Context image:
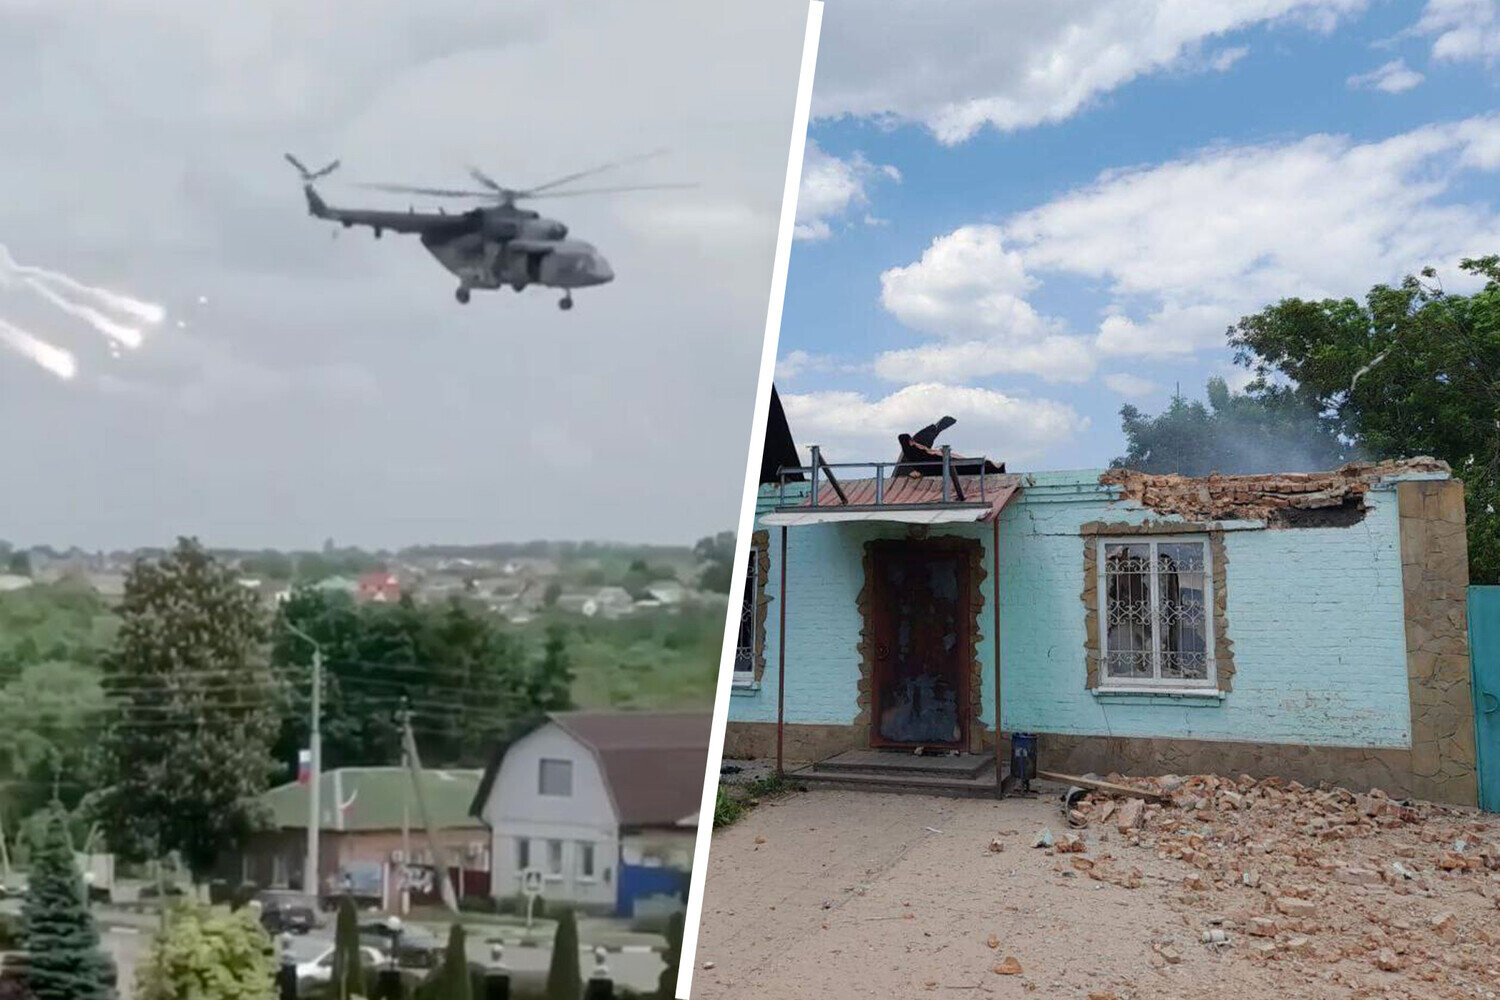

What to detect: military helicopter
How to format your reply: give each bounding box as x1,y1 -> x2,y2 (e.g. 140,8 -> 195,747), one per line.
284,151 -> 691,308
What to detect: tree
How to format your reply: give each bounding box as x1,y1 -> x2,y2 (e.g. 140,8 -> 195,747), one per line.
417,923 -> 472,1000
0,661 -> 107,821
94,538 -> 281,880
1230,257 -> 1500,584
543,581 -> 563,608
1112,377 -> 1353,477
135,902 -> 275,1000
656,911 -> 684,999
693,532 -> 736,594
526,625 -> 575,715
5,551 -> 28,577
546,908 -> 582,1000
19,806 -> 114,1000
329,897 -> 365,1000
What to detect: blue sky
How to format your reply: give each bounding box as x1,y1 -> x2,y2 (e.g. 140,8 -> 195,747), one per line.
776,0 -> 1500,471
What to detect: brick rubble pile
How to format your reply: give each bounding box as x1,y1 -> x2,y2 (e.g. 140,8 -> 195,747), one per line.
1032,772 -> 1500,998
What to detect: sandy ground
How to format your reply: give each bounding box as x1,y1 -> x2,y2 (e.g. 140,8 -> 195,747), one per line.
690,776 -> 1499,1000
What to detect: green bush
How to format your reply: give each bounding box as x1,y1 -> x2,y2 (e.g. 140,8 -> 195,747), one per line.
136,902 -> 275,1000
712,788 -> 743,828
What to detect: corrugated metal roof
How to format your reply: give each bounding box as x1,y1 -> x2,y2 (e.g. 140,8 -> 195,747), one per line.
766,478 -> 1020,526
265,767 -> 484,832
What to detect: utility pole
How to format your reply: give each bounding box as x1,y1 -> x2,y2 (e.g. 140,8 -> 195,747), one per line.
400,740 -> 411,916
396,700 -> 459,913
286,624 -> 323,900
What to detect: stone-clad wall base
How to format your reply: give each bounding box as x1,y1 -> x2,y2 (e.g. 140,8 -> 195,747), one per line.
724,722 -> 1007,765
723,722 -> 861,763
1040,734 -> 1465,804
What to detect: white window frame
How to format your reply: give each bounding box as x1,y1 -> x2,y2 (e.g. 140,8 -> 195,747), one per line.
1096,534 -> 1217,692
576,840 -> 597,882
545,839 -> 564,882
732,546 -> 762,688
538,758 -> 573,797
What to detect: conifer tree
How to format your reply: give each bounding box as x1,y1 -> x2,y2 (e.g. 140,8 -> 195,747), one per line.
546,908 -> 582,1000
330,896 -> 365,1000
20,806 -> 114,1000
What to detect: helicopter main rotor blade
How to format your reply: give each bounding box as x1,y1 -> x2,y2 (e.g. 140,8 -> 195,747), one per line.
285,153 -> 312,177
358,182 -> 498,199
519,147 -> 670,197
466,166 -> 506,193
524,181 -> 699,199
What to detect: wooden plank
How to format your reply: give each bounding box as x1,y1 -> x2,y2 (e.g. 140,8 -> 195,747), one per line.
1036,770 -> 1168,802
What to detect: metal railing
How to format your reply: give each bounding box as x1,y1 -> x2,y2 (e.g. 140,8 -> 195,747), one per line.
773,444 -> 998,510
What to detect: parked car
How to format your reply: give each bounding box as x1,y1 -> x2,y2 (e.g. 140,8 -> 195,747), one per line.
256,890 -> 322,935
357,919 -> 443,969
295,943 -> 387,990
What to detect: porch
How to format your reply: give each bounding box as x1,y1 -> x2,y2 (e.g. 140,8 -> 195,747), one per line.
760,445 -> 1020,797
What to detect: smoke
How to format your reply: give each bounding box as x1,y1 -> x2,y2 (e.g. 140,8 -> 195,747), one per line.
0,318 -> 77,381
0,242 -> 165,377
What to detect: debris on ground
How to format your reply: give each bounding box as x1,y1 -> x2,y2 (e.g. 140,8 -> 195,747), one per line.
993,957 -> 1022,975
1033,827 -> 1054,849
997,770 -> 1500,996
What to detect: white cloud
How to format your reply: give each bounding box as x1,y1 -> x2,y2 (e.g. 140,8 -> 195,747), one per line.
1209,46 -> 1252,72
776,349 -> 832,380
780,383 -> 1089,466
1002,116 -> 1500,356
1347,58 -> 1425,93
813,0 -> 1366,143
1417,0 -> 1500,65
794,141 -> 900,240
1103,372 -> 1159,398
875,224 -> 1094,383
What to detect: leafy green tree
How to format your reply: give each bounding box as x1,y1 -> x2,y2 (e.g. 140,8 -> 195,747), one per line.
20,806 -> 114,1000
1230,257 -> 1500,584
546,908 -> 582,1000
1112,377 -> 1353,477
329,897 -> 365,1000
136,902 -> 275,1000
5,551 -> 28,577
94,538 -> 281,880
0,661 -> 107,821
693,532 -> 736,594
527,625 -> 575,714
543,581 -> 563,608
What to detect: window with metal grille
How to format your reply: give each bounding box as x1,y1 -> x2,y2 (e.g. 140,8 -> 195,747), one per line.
732,547 -> 760,684
1099,537 -> 1215,688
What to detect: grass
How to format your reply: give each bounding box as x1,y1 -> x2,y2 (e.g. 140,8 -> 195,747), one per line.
713,773 -> 791,828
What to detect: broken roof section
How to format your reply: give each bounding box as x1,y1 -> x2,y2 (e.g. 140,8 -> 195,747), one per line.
1100,457 -> 1450,526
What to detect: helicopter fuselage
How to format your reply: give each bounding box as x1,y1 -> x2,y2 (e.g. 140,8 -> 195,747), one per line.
302,187 -> 613,307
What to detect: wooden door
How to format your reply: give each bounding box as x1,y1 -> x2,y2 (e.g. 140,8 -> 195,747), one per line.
869,540 -> 969,749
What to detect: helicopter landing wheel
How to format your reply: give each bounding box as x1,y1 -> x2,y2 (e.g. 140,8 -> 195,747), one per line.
455,287 -> 471,304
559,294 -> 574,311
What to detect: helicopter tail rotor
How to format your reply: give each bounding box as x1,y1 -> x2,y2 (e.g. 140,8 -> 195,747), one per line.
284,153 -> 341,184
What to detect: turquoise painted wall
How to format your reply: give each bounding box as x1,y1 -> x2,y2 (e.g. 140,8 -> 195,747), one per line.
731,471 -> 1415,750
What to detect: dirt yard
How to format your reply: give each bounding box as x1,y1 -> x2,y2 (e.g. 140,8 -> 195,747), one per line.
691,772 -> 1499,1000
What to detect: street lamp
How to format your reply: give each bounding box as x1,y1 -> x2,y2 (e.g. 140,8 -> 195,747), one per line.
284,622 -> 323,900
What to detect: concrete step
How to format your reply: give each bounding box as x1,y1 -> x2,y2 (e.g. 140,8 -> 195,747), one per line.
814,749 -> 995,779
793,761 -> 1006,799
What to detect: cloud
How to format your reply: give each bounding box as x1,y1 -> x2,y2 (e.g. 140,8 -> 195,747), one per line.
794,141 -> 900,240
1209,46 -> 1252,72
875,224 -> 1093,382
1001,116 -> 1500,356
1103,373 -> 1159,398
1347,58 -> 1425,93
1417,0 -> 1500,65
813,0 -> 1366,142
779,383 -> 1089,466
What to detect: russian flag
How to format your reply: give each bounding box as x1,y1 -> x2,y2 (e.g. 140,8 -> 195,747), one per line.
297,749 -> 311,785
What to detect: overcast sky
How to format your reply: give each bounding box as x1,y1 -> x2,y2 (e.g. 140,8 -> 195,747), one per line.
0,0 -> 809,551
